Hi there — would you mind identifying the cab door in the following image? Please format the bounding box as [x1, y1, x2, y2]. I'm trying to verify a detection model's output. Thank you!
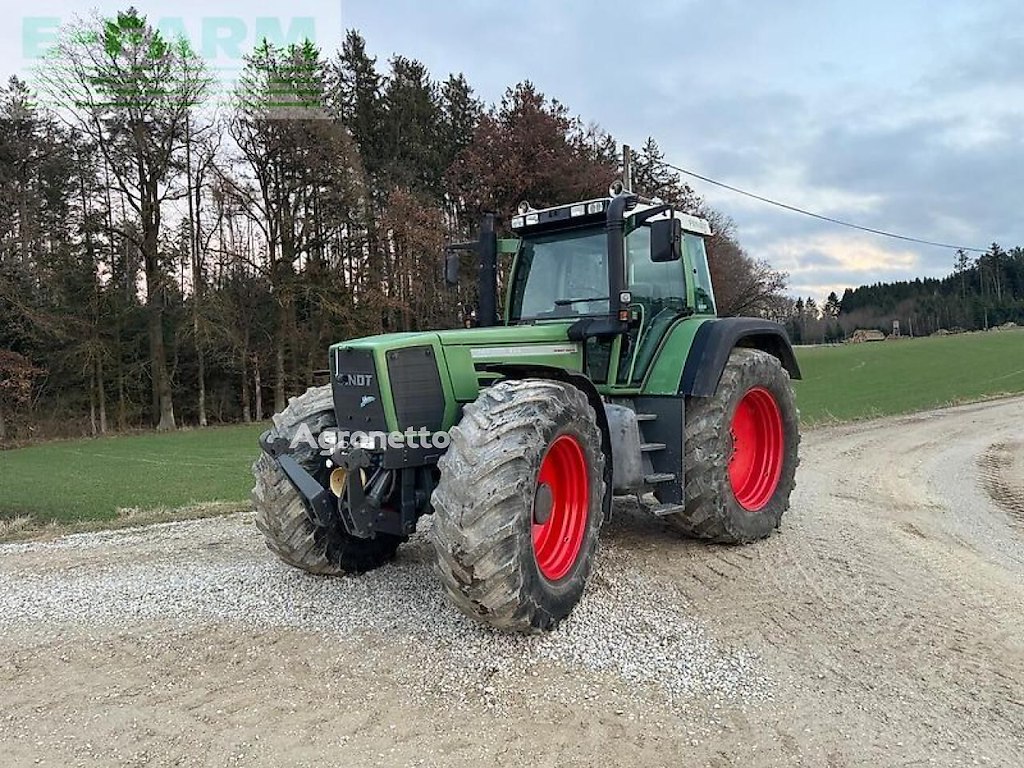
[615, 224, 690, 386]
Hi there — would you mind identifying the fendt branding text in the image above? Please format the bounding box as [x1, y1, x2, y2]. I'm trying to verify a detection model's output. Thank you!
[336, 373, 374, 387]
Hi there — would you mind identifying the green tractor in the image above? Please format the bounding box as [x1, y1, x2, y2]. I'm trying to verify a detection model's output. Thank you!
[253, 184, 801, 631]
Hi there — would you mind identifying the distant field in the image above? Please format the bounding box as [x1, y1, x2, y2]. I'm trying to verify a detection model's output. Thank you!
[793, 328, 1024, 425]
[1, 328, 1022, 528]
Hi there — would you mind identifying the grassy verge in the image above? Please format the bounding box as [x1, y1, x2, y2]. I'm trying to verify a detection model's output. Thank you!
[0, 501, 248, 542]
[2, 329, 1022, 535]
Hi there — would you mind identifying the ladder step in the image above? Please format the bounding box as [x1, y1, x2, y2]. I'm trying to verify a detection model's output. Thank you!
[636, 412, 657, 422]
[640, 442, 666, 452]
[644, 472, 676, 484]
[651, 503, 685, 517]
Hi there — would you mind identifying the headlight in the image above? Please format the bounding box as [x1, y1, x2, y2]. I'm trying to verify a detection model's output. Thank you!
[352, 434, 378, 450]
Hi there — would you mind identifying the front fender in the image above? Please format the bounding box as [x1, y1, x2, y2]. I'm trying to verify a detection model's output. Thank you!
[476, 363, 614, 519]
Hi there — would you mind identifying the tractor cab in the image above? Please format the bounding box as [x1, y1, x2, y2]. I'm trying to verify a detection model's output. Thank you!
[504, 192, 718, 389]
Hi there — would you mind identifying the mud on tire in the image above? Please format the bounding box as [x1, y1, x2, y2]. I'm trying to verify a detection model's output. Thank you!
[430, 379, 606, 632]
[662, 348, 800, 543]
[251, 385, 401, 574]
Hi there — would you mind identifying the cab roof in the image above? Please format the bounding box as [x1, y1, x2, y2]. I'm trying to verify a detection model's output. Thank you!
[509, 197, 712, 237]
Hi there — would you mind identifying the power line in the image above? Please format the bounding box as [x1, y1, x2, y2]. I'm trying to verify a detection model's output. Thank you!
[658, 160, 988, 253]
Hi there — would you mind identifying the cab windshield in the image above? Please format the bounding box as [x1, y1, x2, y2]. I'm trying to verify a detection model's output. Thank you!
[509, 227, 610, 322]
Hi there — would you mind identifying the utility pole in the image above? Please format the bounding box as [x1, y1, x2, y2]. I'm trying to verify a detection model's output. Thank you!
[622, 144, 633, 191]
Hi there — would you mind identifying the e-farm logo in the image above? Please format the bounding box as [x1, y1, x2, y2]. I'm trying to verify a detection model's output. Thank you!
[19, 6, 340, 110]
[22, 14, 319, 61]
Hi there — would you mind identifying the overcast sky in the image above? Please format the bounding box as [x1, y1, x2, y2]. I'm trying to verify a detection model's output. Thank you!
[4, 1, 1022, 300]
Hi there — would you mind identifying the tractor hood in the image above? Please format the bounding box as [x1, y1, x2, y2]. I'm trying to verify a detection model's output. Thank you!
[330, 322, 579, 355]
[435, 324, 584, 401]
[328, 323, 585, 430]
[435, 323, 573, 346]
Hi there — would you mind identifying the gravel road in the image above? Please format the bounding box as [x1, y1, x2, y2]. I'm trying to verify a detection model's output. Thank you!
[2, 397, 1023, 767]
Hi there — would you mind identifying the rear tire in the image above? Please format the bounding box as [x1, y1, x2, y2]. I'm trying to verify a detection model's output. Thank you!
[430, 379, 606, 631]
[663, 348, 799, 543]
[251, 385, 401, 574]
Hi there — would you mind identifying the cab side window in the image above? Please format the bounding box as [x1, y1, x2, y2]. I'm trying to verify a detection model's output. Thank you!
[626, 227, 686, 314]
[686, 233, 717, 315]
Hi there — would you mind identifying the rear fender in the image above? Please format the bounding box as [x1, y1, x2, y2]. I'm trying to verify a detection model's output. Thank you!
[680, 318, 801, 397]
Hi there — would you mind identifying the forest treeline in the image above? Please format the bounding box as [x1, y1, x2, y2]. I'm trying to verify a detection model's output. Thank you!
[782, 246, 1024, 344]
[0, 9, 786, 440]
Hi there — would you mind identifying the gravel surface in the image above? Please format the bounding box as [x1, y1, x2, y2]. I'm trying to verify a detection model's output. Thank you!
[2, 396, 1024, 767]
[0, 512, 767, 708]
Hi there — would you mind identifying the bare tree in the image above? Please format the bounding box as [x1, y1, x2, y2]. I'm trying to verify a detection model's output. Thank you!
[700, 210, 787, 317]
[40, 9, 210, 429]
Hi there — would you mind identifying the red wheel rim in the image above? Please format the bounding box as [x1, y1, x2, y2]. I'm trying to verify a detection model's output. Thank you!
[532, 434, 589, 581]
[728, 387, 784, 512]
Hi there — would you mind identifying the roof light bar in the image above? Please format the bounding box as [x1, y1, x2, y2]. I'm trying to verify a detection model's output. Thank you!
[508, 198, 614, 231]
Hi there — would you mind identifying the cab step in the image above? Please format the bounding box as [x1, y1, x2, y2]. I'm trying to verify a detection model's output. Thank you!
[644, 472, 676, 484]
[651, 503, 685, 517]
[640, 442, 666, 453]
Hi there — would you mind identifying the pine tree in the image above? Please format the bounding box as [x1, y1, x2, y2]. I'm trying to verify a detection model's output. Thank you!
[824, 291, 841, 318]
[449, 81, 616, 218]
[381, 56, 443, 196]
[631, 137, 700, 212]
[334, 31, 386, 179]
[438, 74, 482, 181]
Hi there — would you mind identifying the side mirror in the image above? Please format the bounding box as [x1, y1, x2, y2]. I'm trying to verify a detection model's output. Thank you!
[444, 250, 460, 286]
[650, 217, 682, 262]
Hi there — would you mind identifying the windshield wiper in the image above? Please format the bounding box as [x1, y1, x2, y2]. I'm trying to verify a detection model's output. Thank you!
[554, 296, 609, 306]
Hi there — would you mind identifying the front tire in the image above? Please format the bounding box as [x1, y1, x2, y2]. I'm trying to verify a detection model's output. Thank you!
[663, 348, 799, 543]
[251, 385, 401, 574]
[430, 379, 606, 631]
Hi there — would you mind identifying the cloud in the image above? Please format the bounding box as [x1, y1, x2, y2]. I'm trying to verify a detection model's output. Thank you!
[770, 236, 920, 273]
[761, 234, 924, 298]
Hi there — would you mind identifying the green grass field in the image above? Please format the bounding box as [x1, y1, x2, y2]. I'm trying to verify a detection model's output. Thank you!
[0, 424, 264, 526]
[1, 329, 1022, 528]
[793, 328, 1024, 425]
